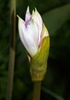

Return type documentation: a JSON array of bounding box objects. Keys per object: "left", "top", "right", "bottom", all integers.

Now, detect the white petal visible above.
[
  {"left": 26, "top": 19, "right": 39, "bottom": 48},
  {"left": 32, "top": 9, "right": 42, "bottom": 45},
  {"left": 17, "top": 15, "right": 26, "bottom": 43},
  {"left": 18, "top": 16, "right": 38, "bottom": 57},
  {"left": 25, "top": 6, "right": 31, "bottom": 21}
]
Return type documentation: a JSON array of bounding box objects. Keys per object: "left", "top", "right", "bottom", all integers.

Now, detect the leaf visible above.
[
  {"left": 42, "top": 86, "right": 64, "bottom": 100},
  {"left": 42, "top": 4, "right": 70, "bottom": 36}
]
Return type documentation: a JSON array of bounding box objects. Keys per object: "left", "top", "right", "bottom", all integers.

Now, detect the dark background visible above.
[{"left": 0, "top": 0, "right": 70, "bottom": 100}]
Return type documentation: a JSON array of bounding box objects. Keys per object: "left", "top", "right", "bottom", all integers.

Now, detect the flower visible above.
[
  {"left": 17, "top": 7, "right": 49, "bottom": 57},
  {"left": 17, "top": 7, "right": 50, "bottom": 81}
]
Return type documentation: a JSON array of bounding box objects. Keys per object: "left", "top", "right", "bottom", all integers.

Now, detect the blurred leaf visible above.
[
  {"left": 42, "top": 87, "right": 64, "bottom": 100},
  {"left": 25, "top": 92, "right": 32, "bottom": 100},
  {"left": 42, "top": 4, "right": 70, "bottom": 36},
  {"left": 0, "top": 77, "right": 7, "bottom": 99}
]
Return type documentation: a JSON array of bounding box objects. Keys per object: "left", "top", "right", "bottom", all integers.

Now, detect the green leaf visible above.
[
  {"left": 42, "top": 4, "right": 70, "bottom": 35},
  {"left": 42, "top": 87, "right": 64, "bottom": 100}
]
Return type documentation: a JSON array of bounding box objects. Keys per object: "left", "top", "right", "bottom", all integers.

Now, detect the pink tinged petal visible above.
[
  {"left": 25, "top": 17, "right": 32, "bottom": 28},
  {"left": 32, "top": 9, "right": 42, "bottom": 46},
  {"left": 18, "top": 16, "right": 38, "bottom": 57},
  {"left": 25, "top": 6, "right": 31, "bottom": 22}
]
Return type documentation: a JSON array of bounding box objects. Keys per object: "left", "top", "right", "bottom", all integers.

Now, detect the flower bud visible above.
[{"left": 17, "top": 7, "right": 50, "bottom": 81}]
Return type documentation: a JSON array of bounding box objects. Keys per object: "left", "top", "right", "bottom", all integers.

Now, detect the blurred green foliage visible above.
[{"left": 0, "top": 0, "right": 70, "bottom": 100}]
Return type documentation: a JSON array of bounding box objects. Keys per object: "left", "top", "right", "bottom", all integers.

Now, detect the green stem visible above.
[
  {"left": 6, "top": 0, "right": 16, "bottom": 100},
  {"left": 33, "top": 81, "right": 41, "bottom": 100}
]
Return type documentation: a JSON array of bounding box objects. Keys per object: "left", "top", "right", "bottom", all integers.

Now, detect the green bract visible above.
[{"left": 30, "top": 36, "right": 50, "bottom": 81}]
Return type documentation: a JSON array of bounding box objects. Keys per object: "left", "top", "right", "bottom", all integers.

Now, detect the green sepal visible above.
[{"left": 30, "top": 36, "right": 50, "bottom": 81}]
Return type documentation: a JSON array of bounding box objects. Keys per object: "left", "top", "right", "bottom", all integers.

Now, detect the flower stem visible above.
[
  {"left": 33, "top": 81, "right": 41, "bottom": 100},
  {"left": 6, "top": 0, "right": 16, "bottom": 100}
]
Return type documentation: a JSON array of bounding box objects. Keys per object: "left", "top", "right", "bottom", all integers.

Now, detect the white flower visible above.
[{"left": 17, "top": 6, "right": 49, "bottom": 57}]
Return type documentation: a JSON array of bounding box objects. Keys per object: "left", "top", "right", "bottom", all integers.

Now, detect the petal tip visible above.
[
  {"left": 32, "top": 10, "right": 34, "bottom": 15},
  {"left": 35, "top": 7, "right": 37, "bottom": 11},
  {"left": 17, "top": 15, "right": 20, "bottom": 19},
  {"left": 27, "top": 6, "right": 30, "bottom": 13}
]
